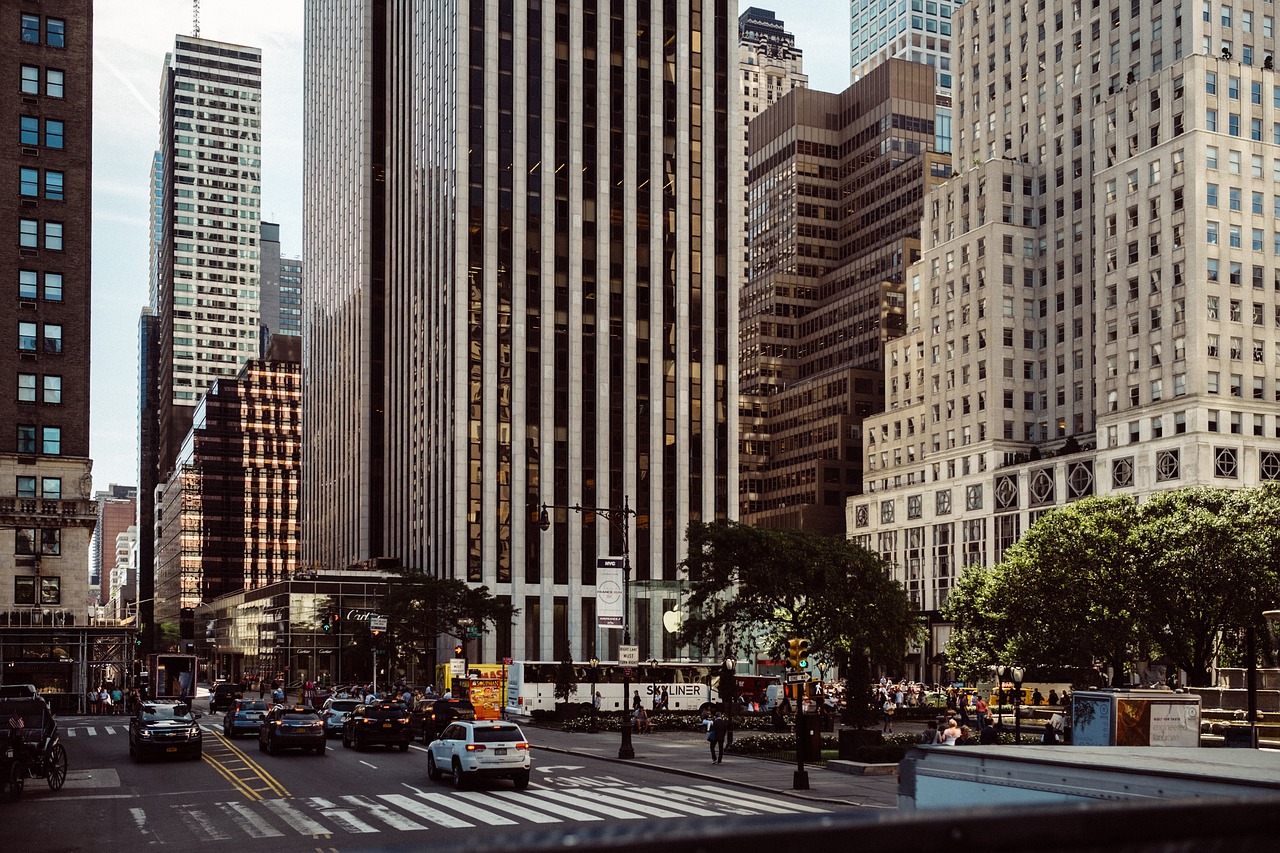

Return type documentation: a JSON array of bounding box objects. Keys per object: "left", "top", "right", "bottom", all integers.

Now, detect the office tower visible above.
[
  {"left": 851, "top": 1, "right": 1280, "bottom": 680},
  {"left": 303, "top": 1, "right": 738, "bottom": 663},
  {"left": 91, "top": 485, "right": 137, "bottom": 605},
  {"left": 738, "top": 7, "right": 808, "bottom": 123},
  {"left": 258, "top": 221, "right": 304, "bottom": 351},
  {"left": 147, "top": 35, "right": 263, "bottom": 486},
  {"left": 106, "top": 525, "right": 138, "bottom": 621},
  {"left": 850, "top": 0, "right": 957, "bottom": 155},
  {"left": 2, "top": 2, "right": 95, "bottom": 624},
  {"left": 740, "top": 61, "right": 947, "bottom": 533},
  {"left": 137, "top": 308, "right": 160, "bottom": 648},
  {"left": 153, "top": 336, "right": 301, "bottom": 632}
]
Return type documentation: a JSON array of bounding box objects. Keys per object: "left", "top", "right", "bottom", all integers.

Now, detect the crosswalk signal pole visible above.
[{"left": 788, "top": 637, "right": 810, "bottom": 790}]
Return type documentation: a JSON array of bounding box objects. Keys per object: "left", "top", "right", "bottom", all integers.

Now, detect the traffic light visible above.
[
  {"left": 787, "top": 638, "right": 810, "bottom": 669},
  {"left": 321, "top": 613, "right": 332, "bottom": 633},
  {"left": 797, "top": 638, "right": 810, "bottom": 670},
  {"left": 453, "top": 644, "right": 464, "bottom": 657}
]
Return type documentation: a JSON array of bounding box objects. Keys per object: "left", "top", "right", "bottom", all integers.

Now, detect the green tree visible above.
[
  {"left": 553, "top": 658, "right": 579, "bottom": 704},
  {"left": 945, "top": 495, "right": 1143, "bottom": 682},
  {"left": 378, "top": 569, "right": 515, "bottom": 665},
  {"left": 675, "top": 521, "right": 919, "bottom": 685}
]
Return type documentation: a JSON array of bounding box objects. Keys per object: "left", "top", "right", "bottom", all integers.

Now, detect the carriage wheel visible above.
[
  {"left": 46, "top": 743, "right": 67, "bottom": 791},
  {"left": 7, "top": 763, "right": 24, "bottom": 801}
]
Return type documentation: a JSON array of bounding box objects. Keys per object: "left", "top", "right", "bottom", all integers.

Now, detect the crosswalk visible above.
[
  {"left": 62, "top": 723, "right": 127, "bottom": 737},
  {"left": 137, "top": 783, "right": 829, "bottom": 842}
]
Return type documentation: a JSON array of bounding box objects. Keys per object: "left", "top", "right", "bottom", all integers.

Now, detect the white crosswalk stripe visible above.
[{"left": 140, "top": 781, "right": 830, "bottom": 842}]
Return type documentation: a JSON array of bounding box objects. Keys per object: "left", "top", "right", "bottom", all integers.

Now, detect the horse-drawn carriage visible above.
[{"left": 1, "top": 697, "right": 68, "bottom": 801}]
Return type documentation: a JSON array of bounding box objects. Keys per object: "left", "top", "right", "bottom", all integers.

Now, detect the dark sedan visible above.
[
  {"left": 129, "top": 701, "right": 203, "bottom": 761},
  {"left": 222, "top": 698, "right": 270, "bottom": 738},
  {"left": 409, "top": 698, "right": 476, "bottom": 744},
  {"left": 342, "top": 701, "right": 412, "bottom": 751},
  {"left": 258, "top": 705, "right": 326, "bottom": 756}
]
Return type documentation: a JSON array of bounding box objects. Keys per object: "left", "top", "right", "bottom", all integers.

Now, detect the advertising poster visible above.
[
  {"left": 596, "top": 556, "right": 625, "bottom": 629},
  {"left": 1071, "top": 695, "right": 1113, "bottom": 746}
]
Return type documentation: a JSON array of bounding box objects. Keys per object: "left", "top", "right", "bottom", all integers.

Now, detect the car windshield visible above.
[
  {"left": 474, "top": 727, "right": 524, "bottom": 743},
  {"left": 364, "top": 704, "right": 406, "bottom": 717},
  {"left": 141, "top": 705, "right": 194, "bottom": 722},
  {"left": 236, "top": 701, "right": 268, "bottom": 712},
  {"left": 283, "top": 711, "right": 318, "bottom": 721}
]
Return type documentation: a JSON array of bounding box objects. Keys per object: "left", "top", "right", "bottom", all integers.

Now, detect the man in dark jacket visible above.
[{"left": 709, "top": 714, "right": 729, "bottom": 763}]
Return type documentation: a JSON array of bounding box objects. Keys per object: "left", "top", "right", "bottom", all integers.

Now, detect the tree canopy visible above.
[
  {"left": 944, "top": 485, "right": 1280, "bottom": 686},
  {"left": 378, "top": 569, "right": 514, "bottom": 660},
  {"left": 675, "top": 521, "right": 919, "bottom": 678}
]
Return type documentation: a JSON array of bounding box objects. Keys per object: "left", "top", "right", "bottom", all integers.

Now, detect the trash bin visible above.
[{"left": 796, "top": 715, "right": 824, "bottom": 762}]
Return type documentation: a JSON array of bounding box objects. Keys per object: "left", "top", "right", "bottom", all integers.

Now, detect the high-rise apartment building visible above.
[
  {"left": 91, "top": 484, "right": 137, "bottom": 604},
  {"left": 258, "top": 221, "right": 304, "bottom": 350},
  {"left": 740, "top": 61, "right": 947, "bottom": 533},
  {"left": 851, "top": 0, "right": 1280, "bottom": 679},
  {"left": 850, "top": 0, "right": 957, "bottom": 155},
  {"left": 738, "top": 7, "right": 808, "bottom": 123},
  {"left": 146, "top": 35, "right": 263, "bottom": 485},
  {"left": 303, "top": 1, "right": 738, "bottom": 663},
  {"left": 2, "top": 2, "right": 96, "bottom": 624},
  {"left": 154, "top": 336, "right": 300, "bottom": 631}
]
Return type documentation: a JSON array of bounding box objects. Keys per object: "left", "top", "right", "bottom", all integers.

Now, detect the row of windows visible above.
[
  {"left": 16, "top": 373, "right": 62, "bottom": 404},
  {"left": 13, "top": 574, "right": 61, "bottom": 602},
  {"left": 19, "top": 270, "right": 62, "bottom": 301},
  {"left": 15, "top": 476, "right": 61, "bottom": 499},
  {"left": 15, "top": 425, "right": 62, "bottom": 455},
  {"left": 18, "top": 219, "right": 63, "bottom": 250},
  {"left": 20, "top": 167, "right": 63, "bottom": 199},
  {"left": 20, "top": 65, "right": 63, "bottom": 98},
  {"left": 17, "top": 322, "right": 62, "bottom": 352},
  {"left": 19, "top": 14, "right": 65, "bottom": 48},
  {"left": 19, "top": 116, "right": 63, "bottom": 148}
]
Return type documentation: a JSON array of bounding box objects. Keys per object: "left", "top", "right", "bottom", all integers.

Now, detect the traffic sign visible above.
[
  {"left": 369, "top": 616, "right": 388, "bottom": 631},
  {"left": 618, "top": 644, "right": 639, "bottom": 665},
  {"left": 464, "top": 628, "right": 482, "bottom": 639},
  {"left": 786, "top": 673, "right": 811, "bottom": 683},
  {"left": 449, "top": 657, "right": 466, "bottom": 676}
]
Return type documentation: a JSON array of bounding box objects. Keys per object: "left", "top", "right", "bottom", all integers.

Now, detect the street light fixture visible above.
[
  {"left": 589, "top": 657, "right": 600, "bottom": 732},
  {"left": 538, "top": 495, "right": 637, "bottom": 759},
  {"left": 723, "top": 656, "right": 737, "bottom": 746},
  {"left": 995, "top": 663, "right": 1026, "bottom": 744}
]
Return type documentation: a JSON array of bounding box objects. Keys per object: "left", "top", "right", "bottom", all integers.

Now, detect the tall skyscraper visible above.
[
  {"left": 303, "top": 1, "right": 738, "bottom": 663},
  {"left": 738, "top": 7, "right": 808, "bottom": 123},
  {"left": 2, "top": 2, "right": 96, "bottom": 624},
  {"left": 850, "top": 0, "right": 956, "bottom": 155},
  {"left": 91, "top": 484, "right": 137, "bottom": 605},
  {"left": 258, "top": 221, "right": 304, "bottom": 350},
  {"left": 851, "top": 0, "right": 1280, "bottom": 680},
  {"left": 739, "top": 61, "right": 947, "bottom": 533},
  {"left": 146, "top": 35, "right": 263, "bottom": 486}
]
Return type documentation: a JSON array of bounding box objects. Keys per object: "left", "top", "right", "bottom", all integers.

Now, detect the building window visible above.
[
  {"left": 41, "top": 272, "right": 61, "bottom": 301},
  {"left": 46, "top": 69, "right": 63, "bottom": 98},
  {"left": 41, "top": 477, "right": 60, "bottom": 499},
  {"left": 16, "top": 476, "right": 36, "bottom": 498},
  {"left": 1156, "top": 449, "right": 1181, "bottom": 481},
  {"left": 995, "top": 474, "right": 1019, "bottom": 509},
  {"left": 20, "top": 14, "right": 40, "bottom": 44},
  {"left": 936, "top": 489, "right": 952, "bottom": 515},
  {"left": 44, "top": 119, "right": 63, "bottom": 149},
  {"left": 855, "top": 505, "right": 869, "bottom": 528},
  {"left": 1112, "top": 457, "right": 1135, "bottom": 488},
  {"left": 1261, "top": 450, "right": 1280, "bottom": 480},
  {"left": 13, "top": 576, "right": 35, "bottom": 604},
  {"left": 45, "top": 18, "right": 65, "bottom": 48},
  {"left": 17, "top": 373, "right": 36, "bottom": 402},
  {"left": 20, "top": 167, "right": 38, "bottom": 197},
  {"left": 1067, "top": 461, "right": 1094, "bottom": 498},
  {"left": 965, "top": 484, "right": 983, "bottom": 510},
  {"left": 43, "top": 375, "right": 61, "bottom": 403},
  {"left": 18, "top": 321, "right": 37, "bottom": 351},
  {"left": 41, "top": 426, "right": 60, "bottom": 454},
  {"left": 1215, "top": 447, "right": 1239, "bottom": 478},
  {"left": 39, "top": 574, "right": 60, "bottom": 602},
  {"left": 880, "top": 500, "right": 895, "bottom": 524},
  {"left": 907, "top": 494, "right": 922, "bottom": 519},
  {"left": 43, "top": 323, "right": 61, "bottom": 353},
  {"left": 44, "top": 221, "right": 62, "bottom": 250},
  {"left": 44, "top": 171, "right": 63, "bottom": 200},
  {"left": 1030, "top": 467, "right": 1056, "bottom": 505},
  {"left": 17, "top": 425, "right": 36, "bottom": 454},
  {"left": 19, "top": 115, "right": 38, "bottom": 146},
  {"left": 19, "top": 218, "right": 38, "bottom": 248},
  {"left": 20, "top": 65, "right": 38, "bottom": 94}
]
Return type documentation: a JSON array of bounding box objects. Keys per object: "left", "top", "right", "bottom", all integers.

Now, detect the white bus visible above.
[{"left": 504, "top": 660, "right": 721, "bottom": 717}]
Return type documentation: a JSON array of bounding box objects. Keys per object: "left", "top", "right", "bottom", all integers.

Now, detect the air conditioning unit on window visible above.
[{"left": 19, "top": 301, "right": 37, "bottom": 310}]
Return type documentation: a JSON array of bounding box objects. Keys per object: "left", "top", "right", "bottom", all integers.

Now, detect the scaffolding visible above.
[{"left": 0, "top": 625, "right": 136, "bottom": 714}]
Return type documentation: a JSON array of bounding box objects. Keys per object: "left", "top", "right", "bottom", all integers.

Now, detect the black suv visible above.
[
  {"left": 342, "top": 701, "right": 412, "bottom": 751},
  {"left": 410, "top": 698, "right": 477, "bottom": 744},
  {"left": 129, "top": 701, "right": 203, "bottom": 761},
  {"left": 258, "top": 705, "right": 326, "bottom": 756},
  {"left": 209, "top": 682, "right": 243, "bottom": 713}
]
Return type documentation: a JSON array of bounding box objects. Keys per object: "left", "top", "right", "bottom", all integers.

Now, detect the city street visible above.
[{"left": 9, "top": 708, "right": 850, "bottom": 851}]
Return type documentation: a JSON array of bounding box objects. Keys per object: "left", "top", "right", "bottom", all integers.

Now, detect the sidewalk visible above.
[{"left": 525, "top": 725, "right": 900, "bottom": 809}]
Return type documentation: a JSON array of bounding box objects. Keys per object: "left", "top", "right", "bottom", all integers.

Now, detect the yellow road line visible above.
[
  {"left": 202, "top": 751, "right": 263, "bottom": 801},
  {"left": 202, "top": 729, "right": 291, "bottom": 799}
]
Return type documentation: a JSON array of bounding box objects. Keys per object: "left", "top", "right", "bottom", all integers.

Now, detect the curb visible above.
[{"left": 530, "top": 741, "right": 893, "bottom": 809}]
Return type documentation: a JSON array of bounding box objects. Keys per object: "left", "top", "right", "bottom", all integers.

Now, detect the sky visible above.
[{"left": 87, "top": 0, "right": 850, "bottom": 493}]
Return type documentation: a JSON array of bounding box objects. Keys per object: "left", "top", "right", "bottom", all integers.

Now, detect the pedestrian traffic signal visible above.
[{"left": 453, "top": 644, "right": 464, "bottom": 657}]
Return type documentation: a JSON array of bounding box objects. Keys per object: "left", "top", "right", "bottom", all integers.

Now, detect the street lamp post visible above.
[
  {"left": 589, "top": 657, "right": 600, "bottom": 732},
  {"left": 539, "top": 495, "right": 637, "bottom": 759},
  {"left": 995, "top": 663, "right": 1026, "bottom": 743},
  {"left": 723, "top": 656, "right": 737, "bottom": 746}
]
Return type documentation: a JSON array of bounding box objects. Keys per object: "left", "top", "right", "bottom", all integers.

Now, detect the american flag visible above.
[{"left": 8, "top": 715, "right": 23, "bottom": 730}]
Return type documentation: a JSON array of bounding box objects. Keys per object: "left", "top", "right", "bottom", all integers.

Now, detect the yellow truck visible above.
[{"left": 434, "top": 662, "right": 505, "bottom": 720}]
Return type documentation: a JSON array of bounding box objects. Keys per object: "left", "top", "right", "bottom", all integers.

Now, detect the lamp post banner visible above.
[{"left": 596, "top": 556, "right": 625, "bottom": 629}]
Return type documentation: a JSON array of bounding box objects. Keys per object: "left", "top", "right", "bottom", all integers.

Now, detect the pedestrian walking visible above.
[
  {"left": 632, "top": 690, "right": 641, "bottom": 712},
  {"left": 709, "top": 713, "right": 729, "bottom": 763},
  {"left": 882, "top": 697, "right": 896, "bottom": 733},
  {"left": 86, "top": 686, "right": 98, "bottom": 715}
]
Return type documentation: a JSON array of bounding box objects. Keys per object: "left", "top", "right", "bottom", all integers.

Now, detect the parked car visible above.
[
  {"left": 319, "top": 697, "right": 362, "bottom": 738},
  {"left": 409, "top": 698, "right": 476, "bottom": 744},
  {"left": 209, "top": 682, "right": 243, "bottom": 713},
  {"left": 258, "top": 705, "right": 326, "bottom": 756},
  {"left": 342, "top": 701, "right": 412, "bottom": 751},
  {"left": 426, "top": 720, "right": 531, "bottom": 789},
  {"left": 129, "top": 701, "right": 203, "bottom": 761},
  {"left": 222, "top": 698, "right": 271, "bottom": 738}
]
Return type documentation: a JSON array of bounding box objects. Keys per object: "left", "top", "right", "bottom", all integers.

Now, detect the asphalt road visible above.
[{"left": 8, "top": 710, "right": 848, "bottom": 852}]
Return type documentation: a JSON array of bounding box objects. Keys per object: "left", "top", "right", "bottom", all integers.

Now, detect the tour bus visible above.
[{"left": 504, "top": 660, "right": 722, "bottom": 717}]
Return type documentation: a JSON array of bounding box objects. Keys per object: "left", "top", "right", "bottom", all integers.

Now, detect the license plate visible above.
[
  {"left": 382, "top": 723, "right": 392, "bottom": 728},
  {"left": 495, "top": 748, "right": 507, "bottom": 755},
  {"left": 165, "top": 747, "right": 178, "bottom": 753}
]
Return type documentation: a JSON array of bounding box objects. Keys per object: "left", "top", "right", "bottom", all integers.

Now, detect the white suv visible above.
[{"left": 426, "top": 720, "right": 531, "bottom": 790}]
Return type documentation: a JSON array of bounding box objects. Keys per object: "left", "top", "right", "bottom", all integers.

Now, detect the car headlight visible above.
[{"left": 188, "top": 727, "right": 201, "bottom": 740}]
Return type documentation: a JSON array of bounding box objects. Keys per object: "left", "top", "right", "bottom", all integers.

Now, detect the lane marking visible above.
[
  {"left": 417, "top": 791, "right": 518, "bottom": 825},
  {"left": 359, "top": 760, "right": 379, "bottom": 770},
  {"left": 261, "top": 798, "right": 332, "bottom": 837},
  {"left": 307, "top": 799, "right": 381, "bottom": 834},
  {"left": 375, "top": 793, "right": 475, "bottom": 828},
  {"left": 340, "top": 795, "right": 429, "bottom": 831},
  {"left": 175, "top": 804, "right": 233, "bottom": 840},
  {"left": 492, "top": 789, "right": 607, "bottom": 822},
  {"left": 218, "top": 800, "right": 284, "bottom": 837},
  {"left": 573, "top": 787, "right": 686, "bottom": 818},
  {"left": 460, "top": 790, "right": 562, "bottom": 824}
]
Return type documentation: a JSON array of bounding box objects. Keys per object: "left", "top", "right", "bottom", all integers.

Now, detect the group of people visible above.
[{"left": 85, "top": 684, "right": 131, "bottom": 715}]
